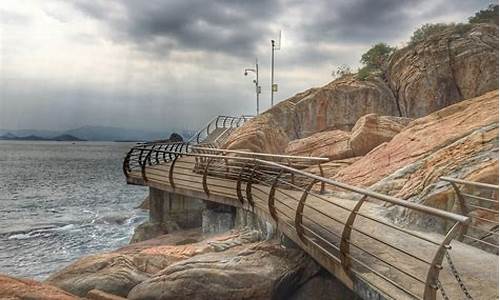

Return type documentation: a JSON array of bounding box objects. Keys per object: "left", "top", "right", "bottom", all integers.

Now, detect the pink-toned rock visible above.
[
  {"left": 333, "top": 90, "right": 499, "bottom": 189},
  {"left": 223, "top": 114, "right": 289, "bottom": 154},
  {"left": 349, "top": 114, "right": 411, "bottom": 156},
  {"left": 285, "top": 129, "right": 353, "bottom": 160},
  {"left": 0, "top": 274, "right": 77, "bottom": 300}
]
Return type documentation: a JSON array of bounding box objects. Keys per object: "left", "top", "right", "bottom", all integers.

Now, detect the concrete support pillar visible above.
[
  {"left": 149, "top": 187, "right": 205, "bottom": 229},
  {"left": 202, "top": 201, "right": 235, "bottom": 234}
]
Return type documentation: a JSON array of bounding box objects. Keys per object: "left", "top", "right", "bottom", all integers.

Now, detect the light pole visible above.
[
  {"left": 244, "top": 58, "right": 261, "bottom": 115},
  {"left": 270, "top": 31, "right": 281, "bottom": 107}
]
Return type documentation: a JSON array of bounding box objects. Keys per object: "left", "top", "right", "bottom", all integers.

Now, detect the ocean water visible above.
[{"left": 0, "top": 141, "right": 148, "bottom": 280}]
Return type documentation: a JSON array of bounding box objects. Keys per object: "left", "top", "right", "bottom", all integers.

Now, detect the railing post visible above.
[
  {"left": 123, "top": 148, "right": 134, "bottom": 178},
  {"left": 318, "top": 163, "right": 325, "bottom": 193},
  {"left": 245, "top": 161, "right": 259, "bottom": 208},
  {"left": 448, "top": 182, "right": 470, "bottom": 240},
  {"left": 141, "top": 150, "right": 153, "bottom": 182},
  {"left": 268, "top": 170, "right": 283, "bottom": 222},
  {"left": 202, "top": 158, "right": 214, "bottom": 196},
  {"left": 236, "top": 165, "right": 246, "bottom": 204},
  {"left": 423, "top": 221, "right": 467, "bottom": 300},
  {"left": 168, "top": 154, "right": 180, "bottom": 189},
  {"left": 295, "top": 180, "right": 317, "bottom": 245},
  {"left": 339, "top": 195, "right": 367, "bottom": 277}
]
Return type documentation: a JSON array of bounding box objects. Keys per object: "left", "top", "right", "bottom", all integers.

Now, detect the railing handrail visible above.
[
  {"left": 132, "top": 148, "right": 470, "bottom": 224},
  {"left": 191, "top": 146, "right": 330, "bottom": 162},
  {"left": 441, "top": 176, "right": 499, "bottom": 190}
]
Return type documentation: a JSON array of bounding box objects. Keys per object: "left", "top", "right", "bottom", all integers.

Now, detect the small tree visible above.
[
  {"left": 360, "top": 43, "right": 396, "bottom": 70},
  {"left": 332, "top": 64, "right": 353, "bottom": 79},
  {"left": 409, "top": 23, "right": 451, "bottom": 45},
  {"left": 469, "top": 4, "right": 499, "bottom": 25}
]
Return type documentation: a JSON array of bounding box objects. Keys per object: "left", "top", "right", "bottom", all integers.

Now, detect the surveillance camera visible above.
[{"left": 244, "top": 71, "right": 248, "bottom": 76}]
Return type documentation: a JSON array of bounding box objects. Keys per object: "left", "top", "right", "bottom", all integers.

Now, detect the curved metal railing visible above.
[
  {"left": 125, "top": 147, "right": 475, "bottom": 300},
  {"left": 441, "top": 176, "right": 499, "bottom": 254},
  {"left": 123, "top": 115, "right": 253, "bottom": 178}
]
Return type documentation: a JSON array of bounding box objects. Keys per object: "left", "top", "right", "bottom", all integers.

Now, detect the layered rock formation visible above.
[
  {"left": 333, "top": 90, "right": 498, "bottom": 230},
  {"left": 285, "top": 114, "right": 411, "bottom": 159},
  {"left": 388, "top": 23, "right": 499, "bottom": 118}
]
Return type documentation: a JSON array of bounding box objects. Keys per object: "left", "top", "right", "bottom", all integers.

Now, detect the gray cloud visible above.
[{"left": 71, "top": 0, "right": 282, "bottom": 57}]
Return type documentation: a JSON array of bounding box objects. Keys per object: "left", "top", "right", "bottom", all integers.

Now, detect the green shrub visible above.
[
  {"left": 332, "top": 64, "right": 353, "bottom": 79},
  {"left": 360, "top": 43, "right": 396, "bottom": 70},
  {"left": 469, "top": 4, "right": 498, "bottom": 25}
]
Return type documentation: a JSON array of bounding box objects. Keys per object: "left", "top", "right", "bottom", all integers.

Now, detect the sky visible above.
[{"left": 0, "top": 0, "right": 496, "bottom": 132}]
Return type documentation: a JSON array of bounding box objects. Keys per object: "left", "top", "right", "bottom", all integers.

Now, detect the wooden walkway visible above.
[{"left": 126, "top": 156, "right": 499, "bottom": 300}]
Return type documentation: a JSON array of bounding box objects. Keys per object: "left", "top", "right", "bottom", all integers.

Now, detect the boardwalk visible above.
[{"left": 126, "top": 155, "right": 498, "bottom": 300}]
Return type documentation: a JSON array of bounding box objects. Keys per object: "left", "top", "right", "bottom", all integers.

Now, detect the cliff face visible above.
[
  {"left": 388, "top": 23, "right": 499, "bottom": 118},
  {"left": 224, "top": 23, "right": 498, "bottom": 155}
]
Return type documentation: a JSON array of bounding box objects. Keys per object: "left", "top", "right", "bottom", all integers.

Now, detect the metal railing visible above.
[
  {"left": 441, "top": 176, "right": 499, "bottom": 254},
  {"left": 124, "top": 147, "right": 473, "bottom": 300},
  {"left": 123, "top": 115, "right": 253, "bottom": 177}
]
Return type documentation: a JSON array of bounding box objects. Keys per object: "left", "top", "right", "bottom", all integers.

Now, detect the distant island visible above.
[
  {"left": 0, "top": 133, "right": 86, "bottom": 142},
  {"left": 0, "top": 126, "right": 195, "bottom": 142}
]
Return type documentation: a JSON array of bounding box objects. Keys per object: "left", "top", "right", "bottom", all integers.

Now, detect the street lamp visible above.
[
  {"left": 271, "top": 31, "right": 281, "bottom": 107},
  {"left": 244, "top": 58, "right": 261, "bottom": 115}
]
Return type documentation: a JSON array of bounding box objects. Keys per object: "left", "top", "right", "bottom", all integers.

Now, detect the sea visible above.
[{"left": 0, "top": 141, "right": 148, "bottom": 280}]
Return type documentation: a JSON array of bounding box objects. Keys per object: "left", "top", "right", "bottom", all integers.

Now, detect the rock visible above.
[
  {"left": 349, "top": 114, "right": 411, "bottom": 156},
  {"left": 387, "top": 23, "right": 498, "bottom": 118},
  {"left": 46, "top": 229, "right": 260, "bottom": 298},
  {"left": 224, "top": 75, "right": 399, "bottom": 153},
  {"left": 169, "top": 132, "right": 184, "bottom": 142},
  {"left": 289, "top": 270, "right": 355, "bottom": 300},
  {"left": 0, "top": 274, "right": 78, "bottom": 300},
  {"left": 130, "top": 220, "right": 179, "bottom": 244},
  {"left": 285, "top": 129, "right": 353, "bottom": 160},
  {"left": 128, "top": 241, "right": 319, "bottom": 300},
  {"left": 223, "top": 114, "right": 289, "bottom": 153},
  {"left": 304, "top": 157, "right": 361, "bottom": 178},
  {"left": 87, "top": 289, "right": 127, "bottom": 300},
  {"left": 332, "top": 90, "right": 499, "bottom": 231}
]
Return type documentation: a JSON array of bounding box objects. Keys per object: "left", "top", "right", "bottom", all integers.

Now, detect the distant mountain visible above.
[
  {"left": 0, "top": 133, "right": 85, "bottom": 141},
  {"left": 0, "top": 126, "right": 195, "bottom": 142}
]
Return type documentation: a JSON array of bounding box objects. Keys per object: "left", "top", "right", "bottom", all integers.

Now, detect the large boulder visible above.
[
  {"left": 388, "top": 23, "right": 498, "bottom": 118},
  {"left": 0, "top": 274, "right": 78, "bottom": 300},
  {"left": 128, "top": 241, "right": 319, "bottom": 300},
  {"left": 223, "top": 114, "right": 289, "bottom": 153},
  {"left": 46, "top": 229, "right": 260, "bottom": 297},
  {"left": 285, "top": 129, "right": 353, "bottom": 160},
  {"left": 349, "top": 114, "right": 411, "bottom": 156}
]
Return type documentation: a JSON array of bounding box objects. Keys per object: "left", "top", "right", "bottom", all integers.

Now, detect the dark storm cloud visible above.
[
  {"left": 71, "top": 0, "right": 282, "bottom": 57},
  {"left": 300, "top": 0, "right": 496, "bottom": 45}
]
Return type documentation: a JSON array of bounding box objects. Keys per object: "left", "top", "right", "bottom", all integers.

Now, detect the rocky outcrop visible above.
[
  {"left": 224, "top": 76, "right": 399, "bottom": 153},
  {"left": 349, "top": 114, "right": 411, "bottom": 156},
  {"left": 128, "top": 241, "right": 319, "bottom": 300},
  {"left": 332, "top": 90, "right": 499, "bottom": 229},
  {"left": 284, "top": 114, "right": 410, "bottom": 160},
  {"left": 223, "top": 114, "right": 289, "bottom": 153},
  {"left": 46, "top": 229, "right": 262, "bottom": 298},
  {"left": 388, "top": 23, "right": 499, "bottom": 118},
  {"left": 0, "top": 274, "right": 78, "bottom": 300},
  {"left": 224, "top": 24, "right": 498, "bottom": 155},
  {"left": 285, "top": 129, "right": 353, "bottom": 159}
]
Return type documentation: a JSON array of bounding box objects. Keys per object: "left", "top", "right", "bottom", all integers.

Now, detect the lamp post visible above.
[
  {"left": 244, "top": 58, "right": 260, "bottom": 115},
  {"left": 271, "top": 31, "right": 281, "bottom": 107}
]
